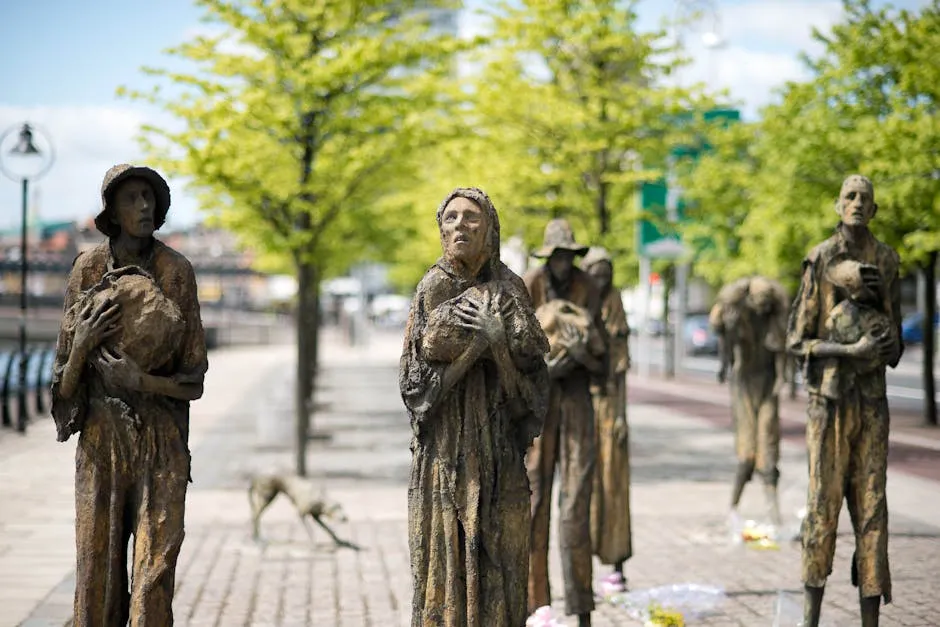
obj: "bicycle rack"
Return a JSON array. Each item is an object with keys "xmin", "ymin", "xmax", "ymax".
[
  {"xmin": 35, "ymin": 345, "xmax": 55, "ymax": 415},
  {"xmin": 1, "ymin": 350, "xmax": 16, "ymax": 429}
]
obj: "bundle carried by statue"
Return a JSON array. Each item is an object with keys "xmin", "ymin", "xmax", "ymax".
[
  {"xmin": 823, "ymin": 257, "xmax": 894, "ymax": 375},
  {"xmin": 62, "ymin": 265, "xmax": 185, "ymax": 374},
  {"xmin": 535, "ymin": 298, "xmax": 604, "ymax": 360}
]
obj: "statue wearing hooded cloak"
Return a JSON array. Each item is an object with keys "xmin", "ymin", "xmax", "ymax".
[{"xmin": 400, "ymin": 188, "xmax": 550, "ymax": 627}]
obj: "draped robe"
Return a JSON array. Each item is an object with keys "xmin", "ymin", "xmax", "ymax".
[{"xmin": 401, "ymin": 258, "xmax": 549, "ymax": 627}]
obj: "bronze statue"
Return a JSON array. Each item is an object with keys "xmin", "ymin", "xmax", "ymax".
[
  {"xmin": 51, "ymin": 164, "xmax": 208, "ymax": 625},
  {"xmin": 525, "ymin": 219, "xmax": 607, "ymax": 627},
  {"xmin": 580, "ymin": 247, "xmax": 632, "ymax": 583},
  {"xmin": 709, "ymin": 275, "xmax": 788, "ymax": 528},
  {"xmin": 787, "ymin": 175, "xmax": 902, "ymax": 627},
  {"xmin": 400, "ymin": 188, "xmax": 550, "ymax": 627}
]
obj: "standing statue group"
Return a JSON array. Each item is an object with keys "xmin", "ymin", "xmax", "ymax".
[
  {"xmin": 403, "ymin": 174, "xmax": 900, "ymax": 627},
  {"xmin": 47, "ymin": 165, "xmax": 897, "ymax": 627},
  {"xmin": 401, "ymin": 189, "xmax": 633, "ymax": 627},
  {"xmin": 710, "ymin": 174, "xmax": 900, "ymax": 627}
]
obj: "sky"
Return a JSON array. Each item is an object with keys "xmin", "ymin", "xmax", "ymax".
[{"xmin": 0, "ymin": 0, "xmax": 930, "ymax": 232}]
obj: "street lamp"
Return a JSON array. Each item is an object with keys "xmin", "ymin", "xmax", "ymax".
[
  {"xmin": 0, "ymin": 123, "xmax": 55, "ymax": 433},
  {"xmin": 673, "ymin": 0, "xmax": 726, "ymax": 49}
]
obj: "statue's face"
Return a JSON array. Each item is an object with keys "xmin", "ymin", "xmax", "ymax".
[
  {"xmin": 547, "ymin": 249, "xmax": 576, "ymax": 282},
  {"xmin": 440, "ymin": 196, "xmax": 488, "ymax": 264},
  {"xmin": 587, "ymin": 260, "xmax": 612, "ymax": 290},
  {"xmin": 110, "ymin": 178, "xmax": 156, "ymax": 238},
  {"xmin": 838, "ymin": 179, "xmax": 876, "ymax": 228},
  {"xmin": 749, "ymin": 293, "xmax": 774, "ymax": 315}
]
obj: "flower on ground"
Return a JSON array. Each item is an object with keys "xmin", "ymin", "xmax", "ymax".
[{"xmin": 526, "ymin": 605, "xmax": 564, "ymax": 627}]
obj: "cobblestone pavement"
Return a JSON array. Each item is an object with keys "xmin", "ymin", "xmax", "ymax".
[{"xmin": 2, "ymin": 327, "xmax": 939, "ymax": 626}]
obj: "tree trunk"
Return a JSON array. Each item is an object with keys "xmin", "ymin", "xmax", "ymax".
[
  {"xmin": 663, "ymin": 264, "xmax": 675, "ymax": 379},
  {"xmin": 295, "ymin": 109, "xmax": 320, "ymax": 473},
  {"xmin": 295, "ymin": 258, "xmax": 315, "ymax": 476},
  {"xmin": 596, "ymin": 93, "xmax": 610, "ymax": 236},
  {"xmin": 309, "ymin": 278, "xmax": 320, "ymax": 388},
  {"xmin": 922, "ymin": 251, "xmax": 937, "ymax": 427},
  {"xmin": 596, "ymin": 177, "xmax": 609, "ymax": 236}
]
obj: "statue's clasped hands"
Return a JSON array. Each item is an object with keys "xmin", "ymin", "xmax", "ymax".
[
  {"xmin": 73, "ymin": 297, "xmax": 121, "ymax": 357},
  {"xmin": 75, "ymin": 297, "xmax": 148, "ymax": 394},
  {"xmin": 455, "ymin": 291, "xmax": 511, "ymax": 346},
  {"xmin": 557, "ymin": 322, "xmax": 590, "ymax": 364},
  {"xmin": 94, "ymin": 346, "xmax": 147, "ymax": 394},
  {"xmin": 852, "ymin": 326, "xmax": 895, "ymax": 363}
]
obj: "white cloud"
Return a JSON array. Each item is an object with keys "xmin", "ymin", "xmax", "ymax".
[
  {"xmin": 455, "ymin": 0, "xmax": 843, "ymax": 118},
  {"xmin": 667, "ymin": 0, "xmax": 847, "ymax": 117},
  {"xmin": 717, "ymin": 1, "xmax": 843, "ymax": 52},
  {"xmin": 673, "ymin": 44, "xmax": 810, "ymax": 117},
  {"xmin": 180, "ymin": 24, "xmax": 263, "ymax": 59},
  {"xmin": 459, "ymin": 2, "xmax": 493, "ymax": 39},
  {"xmin": 0, "ymin": 105, "xmax": 199, "ymax": 232}
]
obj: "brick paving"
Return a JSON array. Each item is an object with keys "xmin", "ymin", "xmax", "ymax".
[{"xmin": 1, "ymin": 326, "xmax": 938, "ymax": 626}]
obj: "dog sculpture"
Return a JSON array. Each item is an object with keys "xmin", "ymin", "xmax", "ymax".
[{"xmin": 248, "ymin": 474, "xmax": 360, "ymax": 550}]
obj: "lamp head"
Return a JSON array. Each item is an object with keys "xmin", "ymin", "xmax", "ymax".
[{"xmin": 9, "ymin": 124, "xmax": 41, "ymax": 157}]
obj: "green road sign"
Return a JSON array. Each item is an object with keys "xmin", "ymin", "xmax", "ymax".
[
  {"xmin": 636, "ymin": 108, "xmax": 740, "ymax": 259},
  {"xmin": 637, "ymin": 179, "xmax": 685, "ymax": 258}
]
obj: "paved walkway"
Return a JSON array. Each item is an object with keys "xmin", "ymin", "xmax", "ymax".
[{"xmin": 1, "ymin": 327, "xmax": 938, "ymax": 626}]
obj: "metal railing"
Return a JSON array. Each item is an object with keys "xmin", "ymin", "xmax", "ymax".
[{"xmin": 0, "ymin": 345, "xmax": 55, "ymax": 432}]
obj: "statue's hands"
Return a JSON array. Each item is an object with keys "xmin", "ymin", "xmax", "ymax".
[
  {"xmin": 849, "ymin": 333, "xmax": 879, "ymax": 360},
  {"xmin": 614, "ymin": 414, "xmax": 628, "ymax": 446},
  {"xmin": 73, "ymin": 298, "xmax": 121, "ymax": 356},
  {"xmin": 558, "ymin": 323, "xmax": 589, "ymax": 364},
  {"xmin": 456, "ymin": 291, "xmax": 507, "ymax": 347},
  {"xmin": 871, "ymin": 324, "xmax": 896, "ymax": 363},
  {"xmin": 94, "ymin": 346, "xmax": 146, "ymax": 393}
]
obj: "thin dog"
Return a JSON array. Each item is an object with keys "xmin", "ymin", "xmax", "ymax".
[{"xmin": 248, "ymin": 474, "xmax": 360, "ymax": 550}]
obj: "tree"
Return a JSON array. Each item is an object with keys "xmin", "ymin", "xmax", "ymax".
[
  {"xmin": 678, "ymin": 0, "xmax": 940, "ymax": 424},
  {"xmin": 122, "ymin": 0, "xmax": 465, "ymax": 473},
  {"xmin": 679, "ymin": 80, "xmax": 865, "ymax": 294},
  {"xmin": 423, "ymin": 0, "xmax": 719, "ymax": 283}
]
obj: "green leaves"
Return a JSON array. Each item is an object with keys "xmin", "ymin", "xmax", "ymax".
[
  {"xmin": 678, "ymin": 0, "xmax": 940, "ymax": 289},
  {"xmin": 122, "ymin": 0, "xmax": 465, "ymax": 279},
  {"xmin": 412, "ymin": 0, "xmax": 719, "ymax": 284}
]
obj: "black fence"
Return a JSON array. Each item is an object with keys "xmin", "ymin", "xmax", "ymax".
[{"xmin": 0, "ymin": 345, "xmax": 55, "ymax": 432}]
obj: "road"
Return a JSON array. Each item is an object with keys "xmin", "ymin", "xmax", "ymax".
[{"xmin": 636, "ymin": 336, "xmax": 938, "ymax": 414}]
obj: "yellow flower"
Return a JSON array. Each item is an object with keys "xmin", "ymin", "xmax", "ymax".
[{"xmin": 647, "ymin": 602, "xmax": 686, "ymax": 627}]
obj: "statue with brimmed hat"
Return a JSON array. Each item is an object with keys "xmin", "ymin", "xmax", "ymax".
[
  {"xmin": 709, "ymin": 275, "xmax": 789, "ymax": 532},
  {"xmin": 524, "ymin": 219, "xmax": 607, "ymax": 627},
  {"xmin": 51, "ymin": 164, "xmax": 208, "ymax": 626},
  {"xmin": 580, "ymin": 246, "xmax": 633, "ymax": 590},
  {"xmin": 787, "ymin": 174, "xmax": 902, "ymax": 627}
]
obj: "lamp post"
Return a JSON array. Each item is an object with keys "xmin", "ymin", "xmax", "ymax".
[
  {"xmin": 0, "ymin": 123, "xmax": 55, "ymax": 433},
  {"xmin": 673, "ymin": 0, "xmax": 725, "ymax": 49},
  {"xmin": 671, "ymin": 0, "xmax": 726, "ymax": 87}
]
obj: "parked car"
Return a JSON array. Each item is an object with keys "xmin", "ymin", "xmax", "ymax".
[
  {"xmin": 683, "ymin": 314, "xmax": 719, "ymax": 356},
  {"xmin": 646, "ymin": 318, "xmax": 666, "ymax": 337},
  {"xmin": 901, "ymin": 312, "xmax": 940, "ymax": 345}
]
